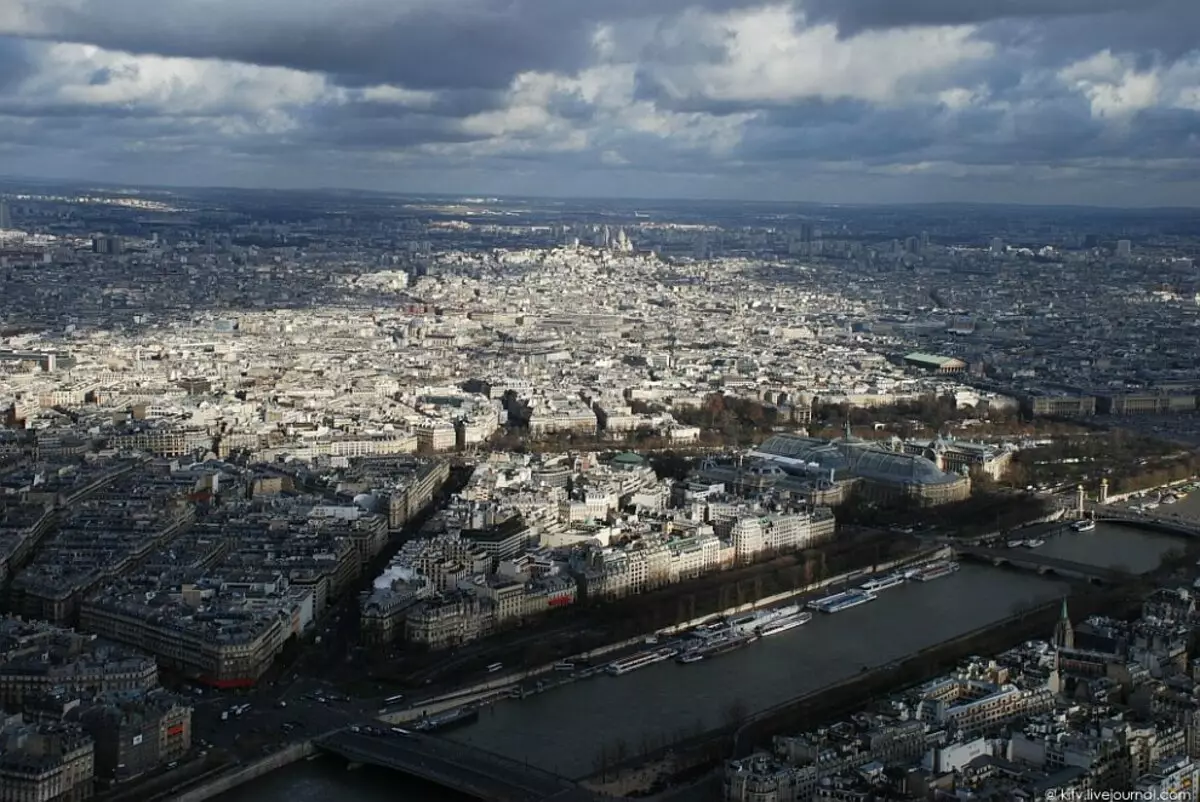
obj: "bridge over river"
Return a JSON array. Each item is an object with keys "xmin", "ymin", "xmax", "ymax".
[
  {"xmin": 956, "ymin": 547, "xmax": 1134, "ymax": 584},
  {"xmin": 314, "ymin": 728, "xmax": 608, "ymax": 802},
  {"xmin": 1090, "ymin": 510, "xmax": 1200, "ymax": 538}
]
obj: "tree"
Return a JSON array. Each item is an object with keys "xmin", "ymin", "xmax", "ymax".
[{"xmin": 722, "ymin": 698, "xmax": 749, "ymax": 728}]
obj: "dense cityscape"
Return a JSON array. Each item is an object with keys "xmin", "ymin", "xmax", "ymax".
[{"xmin": 0, "ymin": 181, "xmax": 1196, "ymax": 802}]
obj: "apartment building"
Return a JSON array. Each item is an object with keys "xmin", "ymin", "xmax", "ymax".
[
  {"xmin": 0, "ymin": 721, "xmax": 94, "ymax": 802},
  {"xmin": 81, "ymin": 579, "xmax": 311, "ymax": 688},
  {"xmin": 69, "ymin": 689, "xmax": 191, "ymax": 781},
  {"xmin": 404, "ymin": 591, "xmax": 495, "ymax": 650},
  {"xmin": 0, "ymin": 619, "xmax": 159, "ymax": 711},
  {"xmin": 385, "ymin": 459, "xmax": 450, "ymax": 530}
]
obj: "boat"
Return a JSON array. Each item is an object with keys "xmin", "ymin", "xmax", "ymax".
[
  {"xmin": 727, "ymin": 604, "xmax": 802, "ymax": 636},
  {"xmin": 606, "ymin": 648, "xmax": 678, "ymax": 676},
  {"xmin": 1162, "ymin": 496, "xmax": 1178, "ymax": 505},
  {"xmin": 758, "ymin": 611, "xmax": 813, "ymax": 637},
  {"xmin": 1024, "ymin": 538, "xmax": 1045, "ymax": 548},
  {"xmin": 676, "ymin": 652, "xmax": 705, "ymax": 664},
  {"xmin": 414, "ymin": 707, "xmax": 480, "ymax": 733},
  {"xmin": 1071, "ymin": 519, "xmax": 1096, "ymax": 533},
  {"xmin": 859, "ymin": 573, "xmax": 907, "ymax": 593},
  {"xmin": 1006, "ymin": 539, "xmax": 1025, "ymax": 548},
  {"xmin": 689, "ymin": 633, "xmax": 757, "ymax": 659},
  {"xmin": 809, "ymin": 589, "xmax": 877, "ymax": 614},
  {"xmin": 914, "ymin": 561, "xmax": 961, "ymax": 582}
]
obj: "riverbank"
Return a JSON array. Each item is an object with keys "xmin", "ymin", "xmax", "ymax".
[
  {"xmin": 164, "ymin": 742, "xmax": 316, "ymax": 802},
  {"xmin": 581, "ymin": 582, "xmax": 1143, "ymax": 796},
  {"xmin": 383, "ymin": 545, "xmax": 952, "ymax": 724}
]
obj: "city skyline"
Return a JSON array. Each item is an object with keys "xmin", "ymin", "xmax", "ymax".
[{"xmin": 2, "ymin": 0, "xmax": 1199, "ymax": 207}]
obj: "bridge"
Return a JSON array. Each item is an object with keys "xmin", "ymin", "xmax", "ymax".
[
  {"xmin": 314, "ymin": 728, "xmax": 607, "ymax": 802},
  {"xmin": 1091, "ymin": 510, "xmax": 1200, "ymax": 538},
  {"xmin": 956, "ymin": 547, "xmax": 1134, "ymax": 584}
]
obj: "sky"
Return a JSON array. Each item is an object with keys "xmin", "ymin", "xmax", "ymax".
[{"xmin": 1, "ymin": 0, "xmax": 1199, "ymax": 206}]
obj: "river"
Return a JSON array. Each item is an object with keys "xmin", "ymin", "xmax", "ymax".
[{"xmin": 217, "ymin": 522, "xmax": 1183, "ymax": 800}]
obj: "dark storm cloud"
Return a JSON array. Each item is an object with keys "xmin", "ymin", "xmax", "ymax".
[
  {"xmin": 5, "ymin": 0, "xmax": 769, "ymax": 91},
  {"xmin": 0, "ymin": 37, "xmax": 34, "ymax": 92},
  {"xmin": 802, "ymin": 0, "xmax": 1168, "ymax": 34},
  {"xmin": 729, "ymin": 88, "xmax": 1200, "ymax": 175},
  {"xmin": 805, "ymin": 0, "xmax": 1200, "ymax": 67},
  {"xmin": 294, "ymin": 102, "xmax": 488, "ymax": 149}
]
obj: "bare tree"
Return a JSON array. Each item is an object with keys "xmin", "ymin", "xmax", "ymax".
[
  {"xmin": 613, "ymin": 738, "xmax": 629, "ymax": 764},
  {"xmin": 723, "ymin": 697, "xmax": 750, "ymax": 728}
]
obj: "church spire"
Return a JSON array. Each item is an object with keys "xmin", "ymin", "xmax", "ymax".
[{"xmin": 1052, "ymin": 597, "xmax": 1074, "ymax": 651}]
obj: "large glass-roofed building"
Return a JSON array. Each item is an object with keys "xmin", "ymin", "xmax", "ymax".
[{"xmin": 749, "ymin": 426, "xmax": 971, "ymax": 506}]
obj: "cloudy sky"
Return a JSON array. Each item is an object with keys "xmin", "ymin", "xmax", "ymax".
[{"xmin": 1, "ymin": 0, "xmax": 1198, "ymax": 205}]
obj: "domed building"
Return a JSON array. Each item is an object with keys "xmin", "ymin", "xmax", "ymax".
[{"xmin": 749, "ymin": 423, "xmax": 971, "ymax": 507}]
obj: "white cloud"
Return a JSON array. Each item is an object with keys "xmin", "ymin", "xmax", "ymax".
[
  {"xmin": 1059, "ymin": 50, "xmax": 1161, "ymax": 118},
  {"xmin": 25, "ymin": 43, "xmax": 331, "ymax": 116},
  {"xmin": 644, "ymin": 5, "xmax": 994, "ymax": 105}
]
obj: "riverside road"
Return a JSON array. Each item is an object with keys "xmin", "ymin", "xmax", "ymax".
[{"xmin": 216, "ymin": 521, "xmax": 1183, "ymax": 802}]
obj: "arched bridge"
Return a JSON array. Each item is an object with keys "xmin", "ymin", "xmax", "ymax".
[
  {"xmin": 315, "ymin": 728, "xmax": 606, "ymax": 802},
  {"xmin": 956, "ymin": 547, "xmax": 1133, "ymax": 584},
  {"xmin": 1092, "ymin": 510, "xmax": 1200, "ymax": 538}
]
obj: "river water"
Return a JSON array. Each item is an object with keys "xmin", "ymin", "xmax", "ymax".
[{"xmin": 217, "ymin": 522, "xmax": 1183, "ymax": 800}]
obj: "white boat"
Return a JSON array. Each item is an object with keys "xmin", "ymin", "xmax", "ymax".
[
  {"xmin": 859, "ymin": 573, "xmax": 907, "ymax": 593},
  {"xmin": 676, "ymin": 652, "xmax": 705, "ymax": 664},
  {"xmin": 606, "ymin": 648, "xmax": 677, "ymax": 676},
  {"xmin": 758, "ymin": 612, "xmax": 813, "ymax": 637},
  {"xmin": 728, "ymin": 604, "xmax": 802, "ymax": 636},
  {"xmin": 1007, "ymin": 539, "xmax": 1025, "ymax": 548},
  {"xmin": 1071, "ymin": 519, "xmax": 1096, "ymax": 532},
  {"xmin": 1024, "ymin": 538, "xmax": 1045, "ymax": 548},
  {"xmin": 914, "ymin": 561, "xmax": 961, "ymax": 582},
  {"xmin": 809, "ymin": 589, "xmax": 877, "ymax": 613}
]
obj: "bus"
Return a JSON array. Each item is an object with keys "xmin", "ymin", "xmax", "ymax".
[{"xmin": 486, "ymin": 663, "xmax": 503, "ymax": 673}]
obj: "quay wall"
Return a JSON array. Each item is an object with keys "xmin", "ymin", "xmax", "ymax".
[
  {"xmin": 169, "ymin": 741, "xmax": 316, "ymax": 802},
  {"xmin": 584, "ymin": 584, "xmax": 1141, "ymax": 792},
  {"xmin": 386, "ymin": 546, "xmax": 950, "ymax": 723},
  {"xmin": 1101, "ymin": 477, "xmax": 1196, "ymax": 506}
]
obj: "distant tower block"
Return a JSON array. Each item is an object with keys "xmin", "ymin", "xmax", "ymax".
[
  {"xmin": 1075, "ymin": 485, "xmax": 1085, "ymax": 516},
  {"xmin": 1099, "ymin": 478, "xmax": 1110, "ymax": 505}
]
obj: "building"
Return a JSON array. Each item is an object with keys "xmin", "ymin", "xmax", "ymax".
[
  {"xmin": 385, "ymin": 460, "xmax": 450, "ymax": 530},
  {"xmin": 80, "ymin": 576, "xmax": 312, "ymax": 689},
  {"xmin": 404, "ymin": 591, "xmax": 494, "ymax": 649},
  {"xmin": 69, "ymin": 689, "xmax": 191, "ymax": 782},
  {"xmin": 1097, "ymin": 393, "xmax": 1197, "ymax": 416},
  {"xmin": 751, "ymin": 427, "xmax": 972, "ymax": 507},
  {"xmin": 0, "ymin": 619, "xmax": 159, "ymax": 712},
  {"xmin": 902, "ymin": 437, "xmax": 1012, "ymax": 481},
  {"xmin": 0, "ymin": 721, "xmax": 94, "ymax": 802},
  {"xmin": 1024, "ymin": 394, "xmax": 1097, "ymax": 418},
  {"xmin": 903, "ymin": 352, "xmax": 968, "ymax": 374}
]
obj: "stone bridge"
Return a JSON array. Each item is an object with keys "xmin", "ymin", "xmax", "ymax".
[
  {"xmin": 1092, "ymin": 510, "xmax": 1200, "ymax": 538},
  {"xmin": 956, "ymin": 547, "xmax": 1133, "ymax": 584},
  {"xmin": 315, "ymin": 728, "xmax": 606, "ymax": 802}
]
